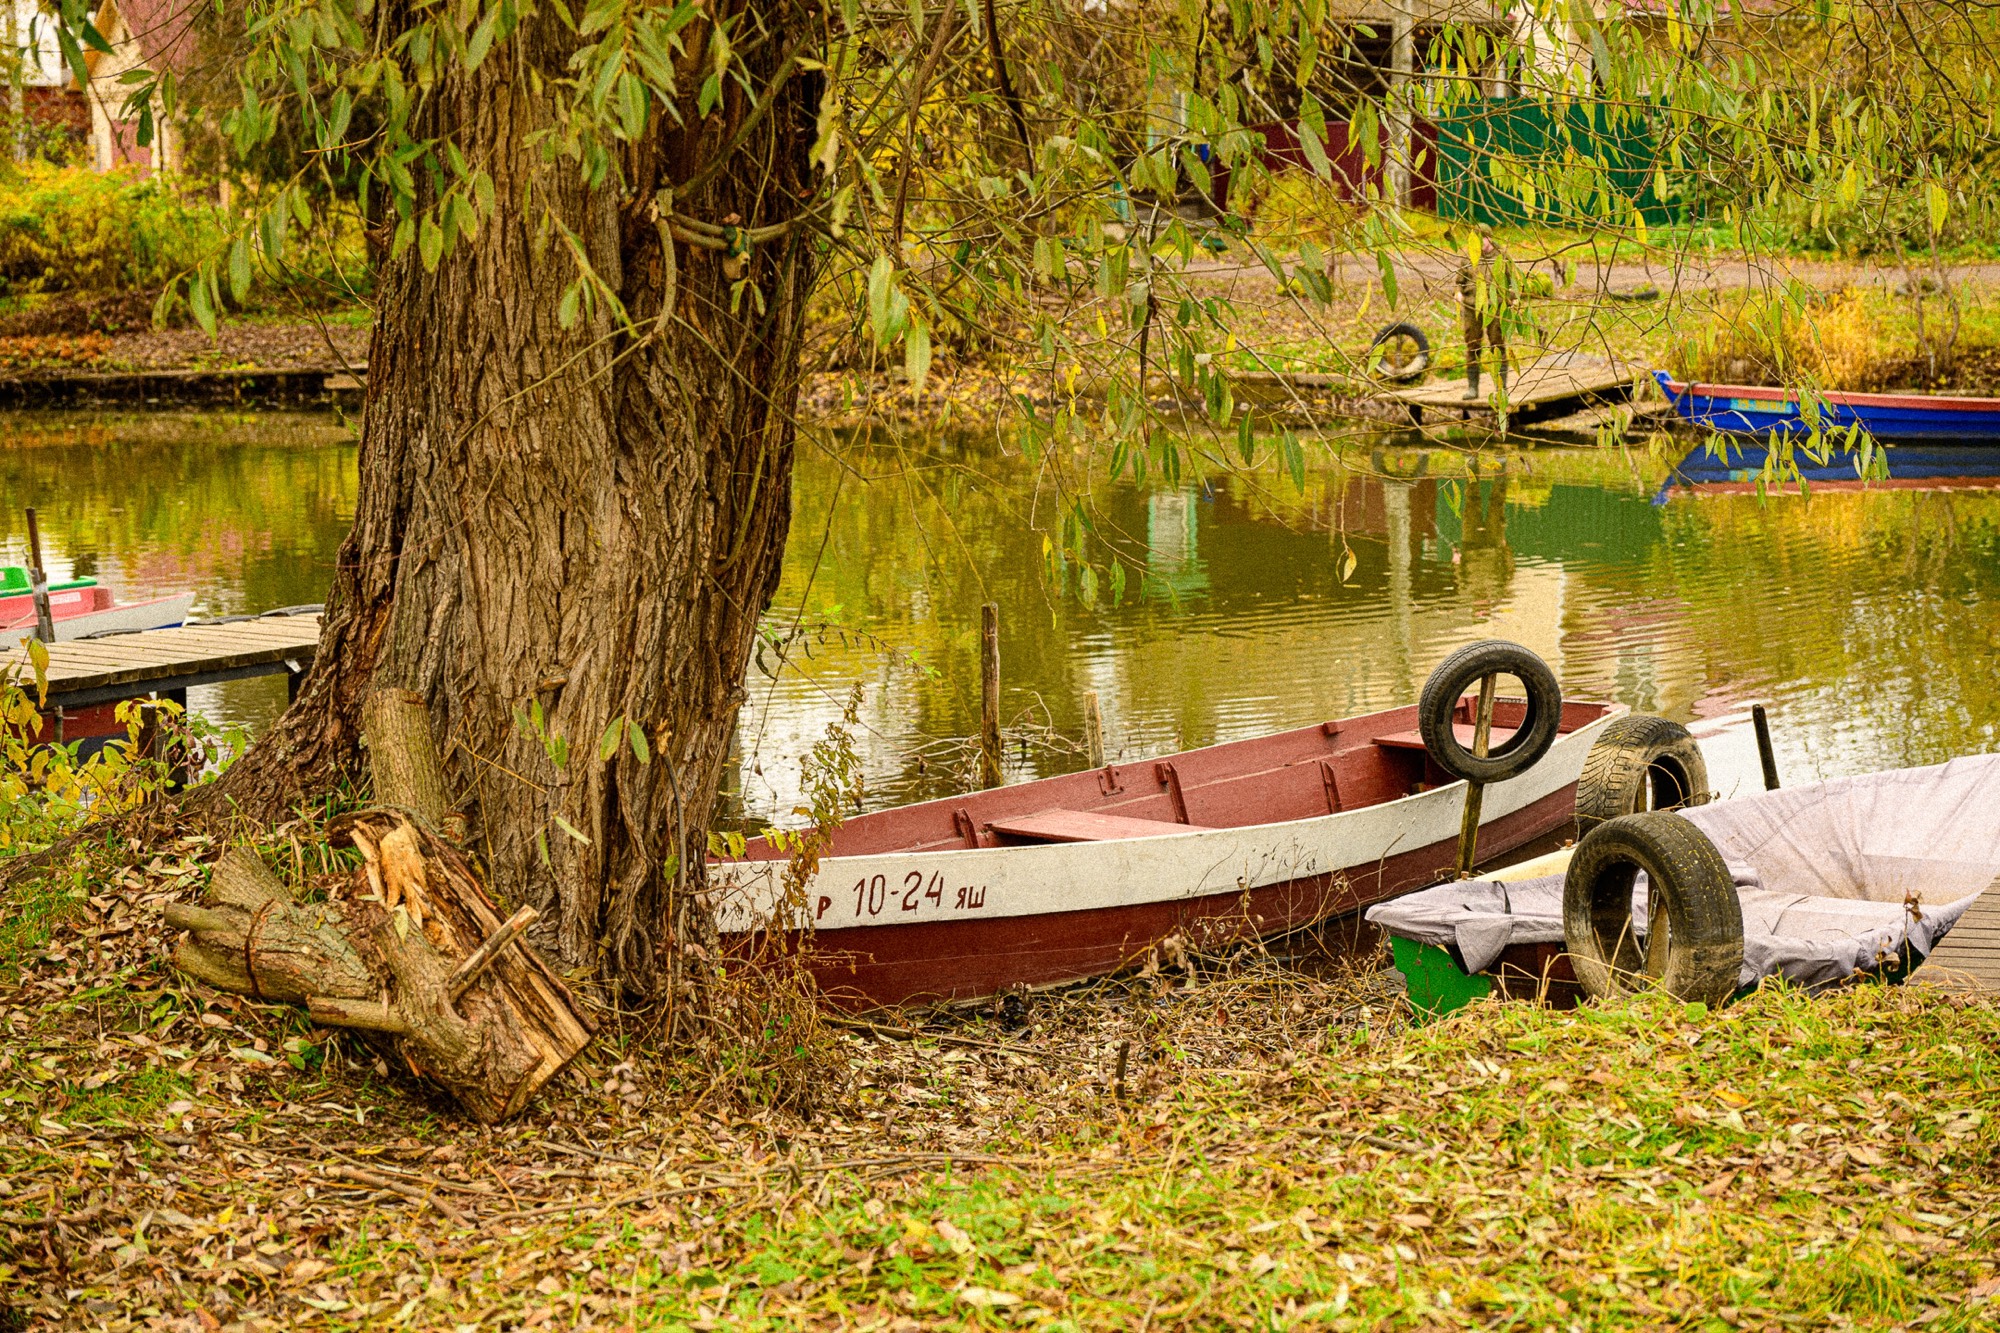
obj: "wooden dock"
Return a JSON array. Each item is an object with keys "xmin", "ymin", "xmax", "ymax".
[
  {"xmin": 1388, "ymin": 357, "xmax": 1639, "ymax": 426},
  {"xmin": 1229, "ymin": 355, "xmax": 1640, "ymax": 429},
  {"xmin": 4, "ymin": 611, "xmax": 323, "ymax": 710},
  {"xmin": 1913, "ymin": 883, "xmax": 2000, "ymax": 995},
  {"xmin": 0, "ymin": 367, "xmax": 364, "ymax": 409}
]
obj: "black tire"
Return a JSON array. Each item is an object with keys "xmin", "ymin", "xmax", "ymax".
[
  {"xmin": 1417, "ymin": 640, "xmax": 1563, "ymax": 785},
  {"xmin": 1575, "ymin": 715, "xmax": 1711, "ymax": 832},
  {"xmin": 1369, "ymin": 322, "xmax": 1432, "ymax": 384},
  {"xmin": 1563, "ymin": 812, "xmax": 1743, "ymax": 1005}
]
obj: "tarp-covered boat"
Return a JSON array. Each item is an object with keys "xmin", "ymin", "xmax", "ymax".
[
  {"xmin": 1371, "ymin": 753, "xmax": 1999, "ymax": 1013},
  {"xmin": 1655, "ymin": 370, "xmax": 2000, "ymax": 442}
]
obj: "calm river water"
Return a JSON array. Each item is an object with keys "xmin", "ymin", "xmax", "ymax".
[{"xmin": 5, "ymin": 410, "xmax": 1998, "ymax": 823}]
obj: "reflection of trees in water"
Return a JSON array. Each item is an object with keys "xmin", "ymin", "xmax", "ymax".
[
  {"xmin": 0, "ymin": 418, "xmax": 357, "ymax": 611},
  {"xmin": 730, "ymin": 439, "xmax": 1561, "ymax": 820},
  {"xmin": 1567, "ymin": 485, "xmax": 2000, "ymax": 775},
  {"xmin": 726, "ymin": 430, "xmax": 2000, "ymax": 821},
  {"xmin": 1456, "ymin": 472, "xmax": 1516, "ymax": 609}
]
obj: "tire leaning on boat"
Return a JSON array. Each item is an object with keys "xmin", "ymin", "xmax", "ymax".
[
  {"xmin": 1562, "ymin": 811, "xmax": 1743, "ymax": 1006},
  {"xmin": 1417, "ymin": 639, "xmax": 1564, "ymax": 784},
  {"xmin": 1574, "ymin": 715, "xmax": 1712, "ymax": 832}
]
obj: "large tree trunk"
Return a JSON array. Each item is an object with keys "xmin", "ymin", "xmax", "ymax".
[{"xmin": 207, "ymin": 3, "xmax": 821, "ymax": 1001}]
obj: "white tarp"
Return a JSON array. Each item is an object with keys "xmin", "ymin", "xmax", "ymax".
[{"xmin": 1365, "ymin": 753, "xmax": 2000, "ymax": 991}]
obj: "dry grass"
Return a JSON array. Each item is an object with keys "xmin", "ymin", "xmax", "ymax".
[
  {"xmin": 3, "ymin": 825, "xmax": 1998, "ymax": 1331},
  {"xmin": 1668, "ymin": 286, "xmax": 2000, "ymax": 395}
]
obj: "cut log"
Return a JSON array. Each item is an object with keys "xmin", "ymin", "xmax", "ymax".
[
  {"xmin": 448, "ymin": 906, "xmax": 540, "ymax": 1002},
  {"xmin": 169, "ymin": 849, "xmax": 376, "ymax": 1005},
  {"xmin": 161, "ymin": 699, "xmax": 594, "ymax": 1124},
  {"xmin": 166, "ymin": 818, "xmax": 595, "ymax": 1123},
  {"xmin": 335, "ymin": 809, "xmax": 595, "ymax": 1121}
]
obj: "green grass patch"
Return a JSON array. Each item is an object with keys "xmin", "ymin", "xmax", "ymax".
[
  {"xmin": 286, "ymin": 985, "xmax": 1998, "ymax": 1329},
  {"xmin": 0, "ymin": 867, "xmax": 87, "ymax": 987}
]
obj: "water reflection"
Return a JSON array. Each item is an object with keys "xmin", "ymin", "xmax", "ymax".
[
  {"xmin": 730, "ymin": 434, "xmax": 2000, "ymax": 823},
  {"xmin": 4, "ymin": 412, "xmax": 1996, "ymax": 829},
  {"xmin": 1, "ymin": 412, "xmax": 356, "ymax": 735},
  {"xmin": 1660, "ymin": 441, "xmax": 2000, "ymax": 499}
]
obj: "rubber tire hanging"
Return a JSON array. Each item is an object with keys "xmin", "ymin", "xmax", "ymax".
[
  {"xmin": 1417, "ymin": 639, "xmax": 1563, "ymax": 785},
  {"xmin": 1369, "ymin": 322, "xmax": 1432, "ymax": 384}
]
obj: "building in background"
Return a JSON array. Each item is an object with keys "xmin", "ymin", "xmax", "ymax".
[
  {"xmin": 79, "ymin": 0, "xmax": 192, "ymax": 173},
  {"xmin": 2, "ymin": 0, "xmax": 88, "ymax": 160}
]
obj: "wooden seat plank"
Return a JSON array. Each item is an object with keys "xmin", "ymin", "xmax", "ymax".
[
  {"xmin": 987, "ymin": 809, "xmax": 1214, "ymax": 843},
  {"xmin": 1375, "ymin": 724, "xmax": 1521, "ymax": 753}
]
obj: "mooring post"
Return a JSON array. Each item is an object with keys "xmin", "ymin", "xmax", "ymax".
[
  {"xmin": 979, "ymin": 602, "xmax": 1003, "ymax": 788},
  {"xmin": 1455, "ymin": 672, "xmax": 1498, "ymax": 877},
  {"xmin": 1751, "ymin": 703, "xmax": 1780, "ymax": 791},
  {"xmin": 23, "ymin": 507, "xmax": 55, "ymax": 643},
  {"xmin": 1082, "ymin": 690, "xmax": 1105, "ymax": 768}
]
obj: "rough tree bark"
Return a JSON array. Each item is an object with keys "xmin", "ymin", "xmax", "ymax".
[{"xmin": 203, "ymin": 2, "xmax": 823, "ymax": 1003}]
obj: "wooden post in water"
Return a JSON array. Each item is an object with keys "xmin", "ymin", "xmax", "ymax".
[
  {"xmin": 1455, "ymin": 672, "xmax": 1498, "ymax": 878},
  {"xmin": 1752, "ymin": 703, "xmax": 1781, "ymax": 791},
  {"xmin": 23, "ymin": 508, "xmax": 55, "ymax": 642},
  {"xmin": 1082, "ymin": 690, "xmax": 1105, "ymax": 768},
  {"xmin": 979, "ymin": 602, "xmax": 1003, "ymax": 788}
]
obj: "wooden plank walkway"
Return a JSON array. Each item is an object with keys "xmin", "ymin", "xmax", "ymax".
[
  {"xmin": 1389, "ymin": 357, "xmax": 1639, "ymax": 426},
  {"xmin": 4, "ymin": 613, "xmax": 322, "ymax": 709},
  {"xmin": 1914, "ymin": 882, "xmax": 2000, "ymax": 995},
  {"xmin": 1229, "ymin": 355, "xmax": 1640, "ymax": 429}
]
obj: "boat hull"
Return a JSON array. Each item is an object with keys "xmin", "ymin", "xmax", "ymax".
[
  {"xmin": 793, "ymin": 781, "xmax": 1581, "ymax": 1007},
  {"xmin": 0, "ymin": 592, "xmax": 197, "ymax": 641},
  {"xmin": 714, "ymin": 706, "xmax": 1618, "ymax": 1008},
  {"xmin": 1656, "ymin": 372, "xmax": 2000, "ymax": 442}
]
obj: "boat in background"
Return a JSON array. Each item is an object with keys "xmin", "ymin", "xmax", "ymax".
[
  {"xmin": 1655, "ymin": 371, "xmax": 2000, "ymax": 442},
  {"xmin": 711, "ymin": 697, "xmax": 1623, "ymax": 1008},
  {"xmin": 0, "ymin": 566, "xmax": 196, "ymax": 642}
]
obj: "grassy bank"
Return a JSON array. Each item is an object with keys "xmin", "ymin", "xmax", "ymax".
[{"xmin": 1, "ymin": 813, "xmax": 1996, "ymax": 1330}]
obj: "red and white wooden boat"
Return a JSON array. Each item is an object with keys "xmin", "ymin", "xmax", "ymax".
[
  {"xmin": 712, "ymin": 697, "xmax": 1624, "ymax": 1007},
  {"xmin": 0, "ymin": 582, "xmax": 196, "ymax": 642}
]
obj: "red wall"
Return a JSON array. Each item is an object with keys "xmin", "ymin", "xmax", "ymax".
[{"xmin": 1245, "ymin": 118, "xmax": 1441, "ymax": 211}]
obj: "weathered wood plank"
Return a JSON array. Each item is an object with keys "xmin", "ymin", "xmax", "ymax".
[
  {"xmin": 1388, "ymin": 359, "xmax": 1637, "ymax": 414},
  {"xmin": 3, "ymin": 616, "xmax": 322, "ymax": 704},
  {"xmin": 1914, "ymin": 884, "xmax": 2000, "ymax": 994},
  {"xmin": 33, "ymin": 641, "xmax": 310, "ymax": 682},
  {"xmin": 47, "ymin": 624, "xmax": 308, "ymax": 660}
]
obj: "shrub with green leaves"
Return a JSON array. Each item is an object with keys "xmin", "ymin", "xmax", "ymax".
[{"xmin": 0, "ymin": 163, "xmax": 224, "ymax": 297}]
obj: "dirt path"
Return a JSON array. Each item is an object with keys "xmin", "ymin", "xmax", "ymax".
[{"xmin": 1192, "ymin": 247, "xmax": 2000, "ymax": 304}]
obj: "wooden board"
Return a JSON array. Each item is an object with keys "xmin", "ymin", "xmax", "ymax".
[
  {"xmin": 1389, "ymin": 358, "xmax": 1638, "ymax": 422},
  {"xmin": 1375, "ymin": 724, "xmax": 1523, "ymax": 753},
  {"xmin": 1914, "ymin": 884, "xmax": 2000, "ymax": 995},
  {"xmin": 986, "ymin": 809, "xmax": 1214, "ymax": 843},
  {"xmin": 3, "ymin": 614, "xmax": 322, "ymax": 705}
]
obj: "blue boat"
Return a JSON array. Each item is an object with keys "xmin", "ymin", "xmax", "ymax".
[{"xmin": 1656, "ymin": 371, "xmax": 2000, "ymax": 442}]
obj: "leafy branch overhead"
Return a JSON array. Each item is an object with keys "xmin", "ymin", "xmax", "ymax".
[{"xmin": 60, "ymin": 0, "xmax": 1999, "ymax": 532}]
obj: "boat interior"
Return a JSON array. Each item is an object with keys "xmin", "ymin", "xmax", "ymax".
[{"xmin": 733, "ymin": 699, "xmax": 1612, "ymax": 860}]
